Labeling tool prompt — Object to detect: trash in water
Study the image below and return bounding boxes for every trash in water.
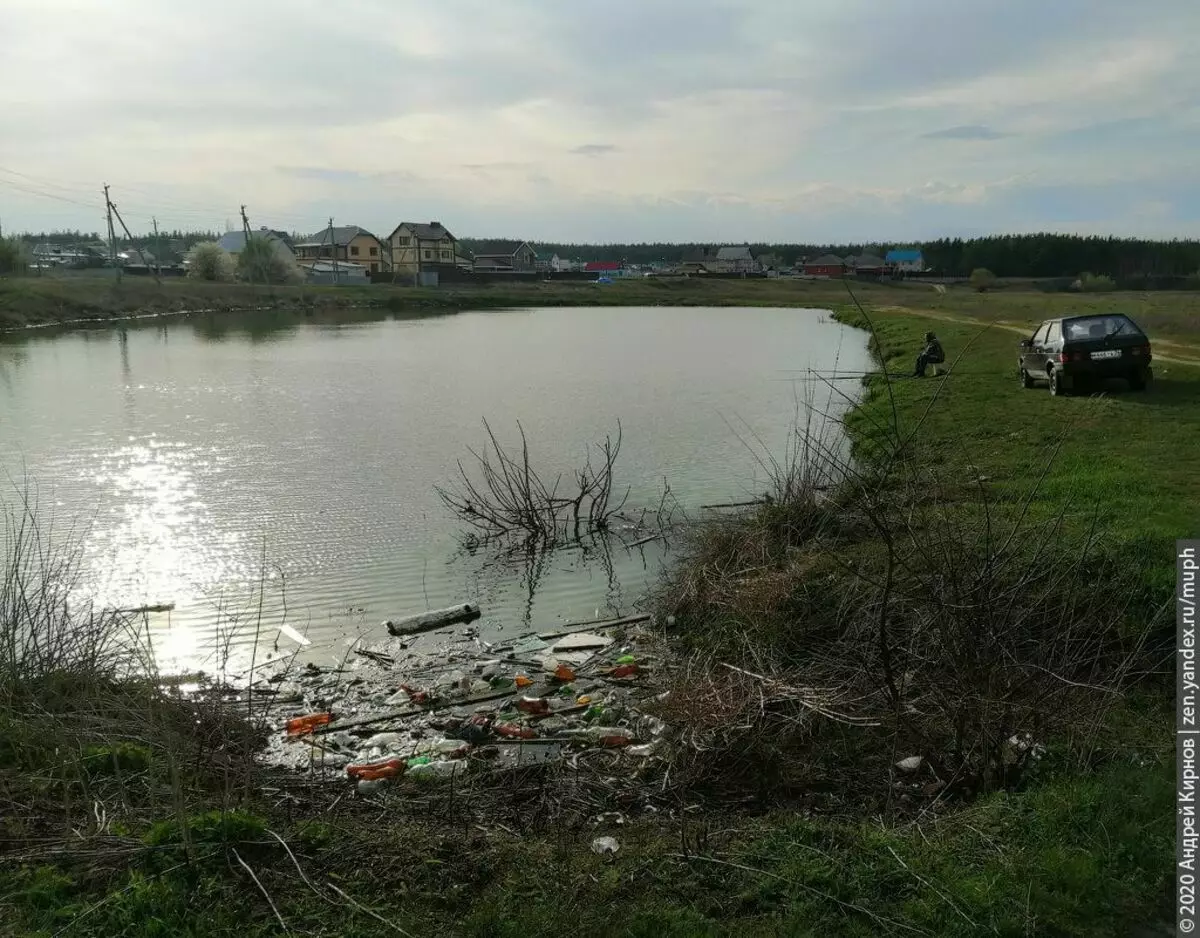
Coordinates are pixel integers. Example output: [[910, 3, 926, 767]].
[[514, 674, 534, 689], [517, 696, 550, 715], [552, 663, 577, 683]]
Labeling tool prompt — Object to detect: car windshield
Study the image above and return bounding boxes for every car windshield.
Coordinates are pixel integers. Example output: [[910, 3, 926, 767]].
[[1062, 315, 1144, 341]]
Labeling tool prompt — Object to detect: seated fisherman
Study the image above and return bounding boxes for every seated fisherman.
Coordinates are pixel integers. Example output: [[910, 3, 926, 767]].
[[914, 331, 945, 377]]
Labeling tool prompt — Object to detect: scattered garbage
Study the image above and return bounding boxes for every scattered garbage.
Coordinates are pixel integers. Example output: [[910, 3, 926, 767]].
[[895, 755, 923, 773], [255, 606, 674, 808], [591, 836, 620, 858]]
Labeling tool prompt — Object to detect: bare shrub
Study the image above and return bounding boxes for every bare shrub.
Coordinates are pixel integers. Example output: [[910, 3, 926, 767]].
[[437, 419, 628, 547], [237, 236, 302, 285]]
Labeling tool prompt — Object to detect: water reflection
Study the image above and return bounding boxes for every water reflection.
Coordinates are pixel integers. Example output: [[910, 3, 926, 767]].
[[84, 439, 247, 615]]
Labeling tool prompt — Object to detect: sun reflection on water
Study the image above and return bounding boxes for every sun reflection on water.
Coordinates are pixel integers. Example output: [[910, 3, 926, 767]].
[[79, 438, 252, 672]]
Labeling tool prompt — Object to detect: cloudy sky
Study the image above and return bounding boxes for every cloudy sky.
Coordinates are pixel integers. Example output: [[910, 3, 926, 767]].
[[1, 0, 1198, 243]]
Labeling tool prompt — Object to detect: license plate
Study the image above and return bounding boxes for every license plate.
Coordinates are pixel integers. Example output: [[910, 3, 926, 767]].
[[1090, 350, 1122, 360]]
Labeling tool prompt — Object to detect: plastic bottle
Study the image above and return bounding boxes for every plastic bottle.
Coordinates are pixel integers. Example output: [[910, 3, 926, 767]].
[[407, 760, 466, 782], [285, 712, 332, 736], [552, 663, 576, 682], [347, 758, 405, 781], [514, 674, 534, 688], [608, 664, 638, 679]]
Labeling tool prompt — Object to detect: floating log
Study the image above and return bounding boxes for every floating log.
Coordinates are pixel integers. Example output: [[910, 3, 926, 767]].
[[384, 602, 481, 636]]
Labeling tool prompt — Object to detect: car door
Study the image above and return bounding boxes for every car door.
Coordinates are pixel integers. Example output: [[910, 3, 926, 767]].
[[1023, 323, 1049, 373], [1044, 322, 1063, 368]]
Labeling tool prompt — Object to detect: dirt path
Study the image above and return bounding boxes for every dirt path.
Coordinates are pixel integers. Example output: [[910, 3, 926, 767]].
[[874, 305, 1200, 368]]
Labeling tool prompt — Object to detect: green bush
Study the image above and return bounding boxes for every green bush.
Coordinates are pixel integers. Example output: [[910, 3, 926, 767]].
[[1078, 271, 1117, 292], [968, 267, 996, 291]]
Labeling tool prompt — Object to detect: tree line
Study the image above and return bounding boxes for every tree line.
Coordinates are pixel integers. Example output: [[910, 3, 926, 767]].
[[13, 229, 1200, 282]]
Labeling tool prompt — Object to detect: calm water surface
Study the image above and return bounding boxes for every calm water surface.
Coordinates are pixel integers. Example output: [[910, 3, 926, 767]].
[[0, 305, 868, 673]]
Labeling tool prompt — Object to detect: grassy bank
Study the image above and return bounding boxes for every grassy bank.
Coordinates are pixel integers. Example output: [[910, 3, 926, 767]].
[[2, 284, 1193, 935]]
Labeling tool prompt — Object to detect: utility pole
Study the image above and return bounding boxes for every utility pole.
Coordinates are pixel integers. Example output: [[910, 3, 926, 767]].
[[103, 184, 121, 283], [152, 217, 162, 278], [329, 216, 338, 285], [240, 204, 258, 285], [109, 195, 159, 285]]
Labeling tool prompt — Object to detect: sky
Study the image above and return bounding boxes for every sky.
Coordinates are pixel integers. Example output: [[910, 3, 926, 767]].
[[1, 0, 1198, 244]]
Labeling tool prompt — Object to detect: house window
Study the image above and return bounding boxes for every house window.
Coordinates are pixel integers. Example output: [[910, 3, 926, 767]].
[[350, 246, 359, 256], [397, 236, 411, 246], [440, 250, 450, 260], [423, 250, 432, 259], [369, 246, 378, 256]]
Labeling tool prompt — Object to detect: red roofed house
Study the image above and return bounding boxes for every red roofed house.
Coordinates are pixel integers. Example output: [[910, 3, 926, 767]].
[[802, 254, 848, 278], [585, 261, 621, 273]]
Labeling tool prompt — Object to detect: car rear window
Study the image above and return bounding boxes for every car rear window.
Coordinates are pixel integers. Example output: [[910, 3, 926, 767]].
[[1062, 315, 1144, 341]]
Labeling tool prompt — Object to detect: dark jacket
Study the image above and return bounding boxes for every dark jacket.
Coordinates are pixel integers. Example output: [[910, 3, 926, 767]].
[[923, 338, 945, 363]]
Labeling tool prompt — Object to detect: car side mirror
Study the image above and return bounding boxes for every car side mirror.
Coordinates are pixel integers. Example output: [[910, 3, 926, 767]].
[[1019, 339, 1032, 349]]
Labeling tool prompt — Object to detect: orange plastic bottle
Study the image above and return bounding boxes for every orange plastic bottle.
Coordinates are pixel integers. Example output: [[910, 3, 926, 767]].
[[347, 758, 405, 780], [285, 712, 332, 736]]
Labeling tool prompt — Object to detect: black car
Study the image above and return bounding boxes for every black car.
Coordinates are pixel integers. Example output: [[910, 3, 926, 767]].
[[1018, 313, 1153, 395]]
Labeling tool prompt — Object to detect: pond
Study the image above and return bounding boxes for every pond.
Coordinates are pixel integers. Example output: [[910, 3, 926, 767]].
[[0, 305, 869, 674]]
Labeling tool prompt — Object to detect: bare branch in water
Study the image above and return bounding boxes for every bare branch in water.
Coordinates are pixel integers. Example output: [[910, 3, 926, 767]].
[[437, 419, 630, 548]]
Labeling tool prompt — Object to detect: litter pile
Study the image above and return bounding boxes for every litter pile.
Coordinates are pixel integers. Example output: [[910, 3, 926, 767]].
[[254, 605, 674, 797]]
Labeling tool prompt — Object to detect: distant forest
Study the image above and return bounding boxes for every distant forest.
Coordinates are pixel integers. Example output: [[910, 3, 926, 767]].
[[19, 229, 1200, 281], [517, 234, 1200, 280]]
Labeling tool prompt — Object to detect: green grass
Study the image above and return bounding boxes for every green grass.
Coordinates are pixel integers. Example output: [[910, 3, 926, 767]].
[[0, 756, 1172, 937], [838, 302, 1200, 549]]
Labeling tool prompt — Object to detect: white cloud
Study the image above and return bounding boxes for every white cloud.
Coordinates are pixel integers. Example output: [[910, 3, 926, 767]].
[[0, 0, 1198, 240]]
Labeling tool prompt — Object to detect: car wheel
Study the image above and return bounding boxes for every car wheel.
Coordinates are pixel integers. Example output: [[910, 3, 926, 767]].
[[1048, 367, 1067, 396], [1020, 366, 1034, 389]]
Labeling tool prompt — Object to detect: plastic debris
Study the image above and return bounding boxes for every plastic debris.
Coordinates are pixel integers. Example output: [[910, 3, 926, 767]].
[[576, 695, 592, 706], [517, 696, 550, 715], [286, 712, 332, 736], [552, 663, 577, 683], [514, 675, 534, 689], [495, 723, 538, 739], [347, 758, 405, 781], [616, 655, 636, 665], [407, 760, 466, 781], [591, 836, 620, 858], [895, 756, 923, 773], [357, 778, 389, 794], [552, 632, 613, 652], [607, 664, 638, 679]]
